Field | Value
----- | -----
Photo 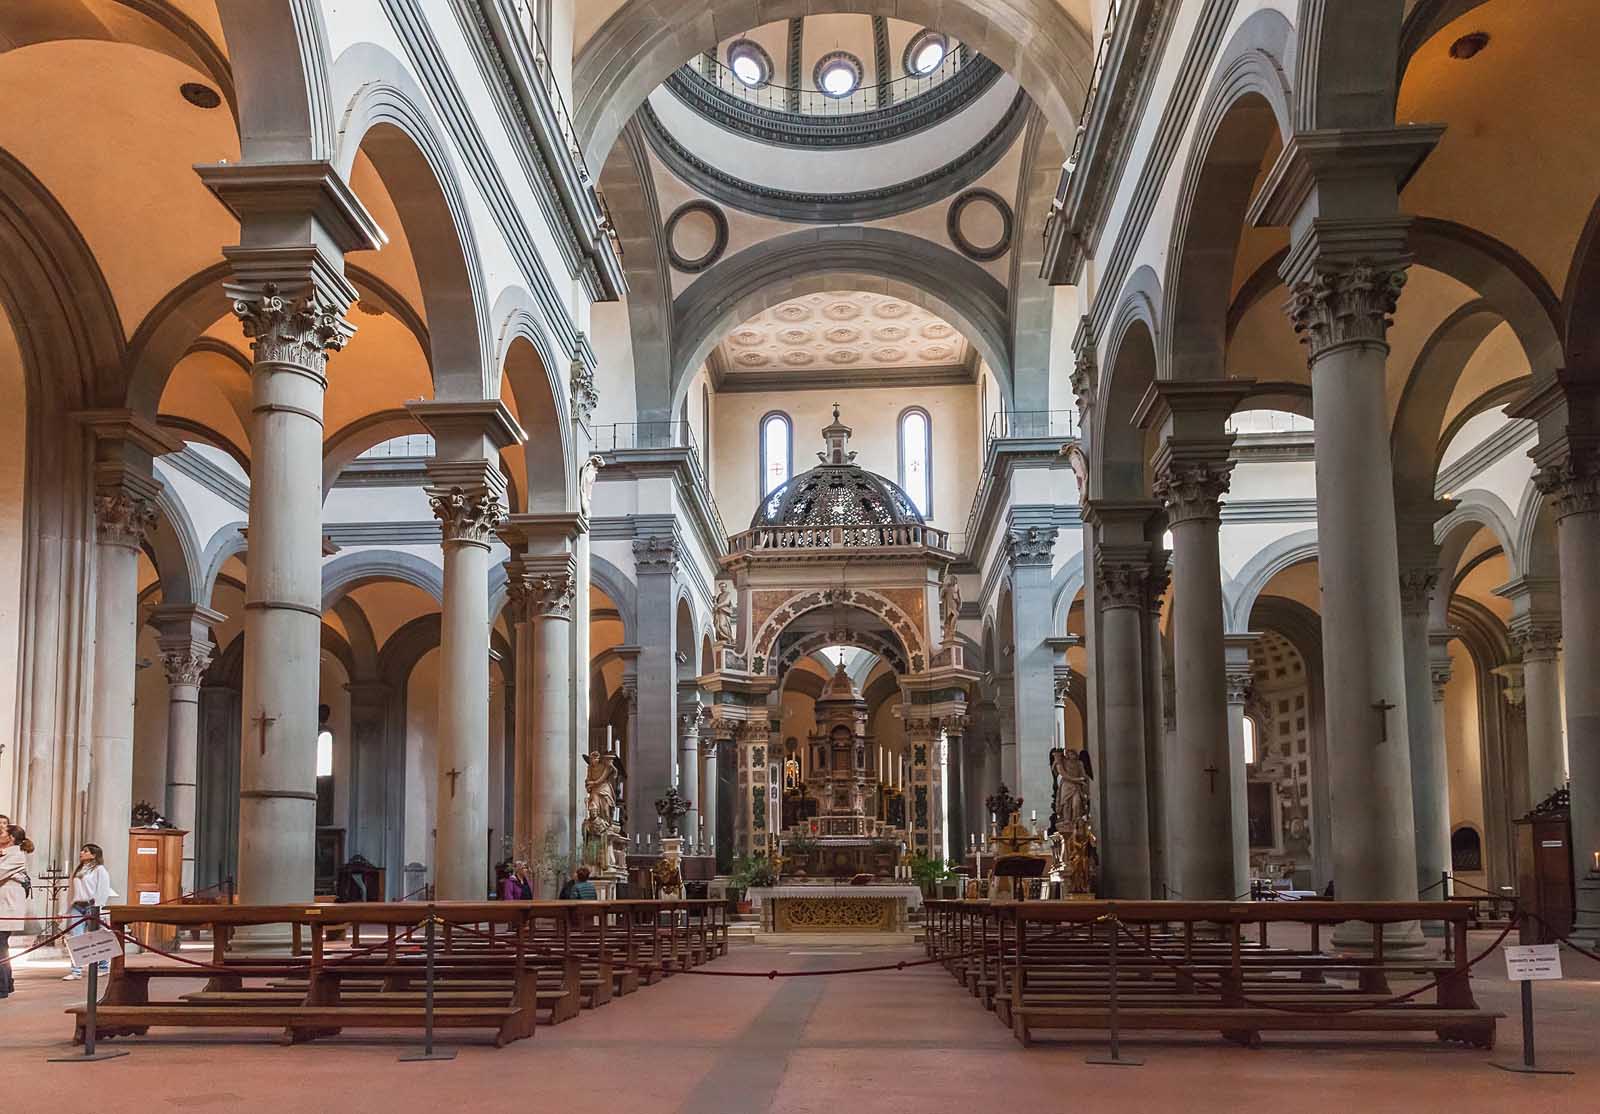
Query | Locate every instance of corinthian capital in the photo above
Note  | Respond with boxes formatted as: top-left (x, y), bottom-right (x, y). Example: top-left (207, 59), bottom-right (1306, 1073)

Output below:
top-left (429, 486), bottom-right (504, 548)
top-left (228, 282), bottom-right (356, 375)
top-left (1533, 455), bottom-right (1600, 521)
top-left (1511, 622), bottom-right (1562, 663)
top-left (159, 644), bottom-right (213, 688)
top-left (633, 533), bottom-right (679, 572)
top-left (1397, 565), bottom-right (1440, 615)
top-left (1286, 262), bottom-right (1407, 360)
top-left (1005, 525), bottom-right (1055, 567)
top-left (94, 489), bottom-right (159, 549)
top-left (1153, 460), bottom-right (1231, 526)
top-left (1095, 560), bottom-right (1149, 610)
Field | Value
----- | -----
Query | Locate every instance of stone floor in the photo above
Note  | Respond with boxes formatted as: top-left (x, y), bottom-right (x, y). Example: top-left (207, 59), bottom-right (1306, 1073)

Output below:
top-left (3, 927), bottom-right (1596, 1113)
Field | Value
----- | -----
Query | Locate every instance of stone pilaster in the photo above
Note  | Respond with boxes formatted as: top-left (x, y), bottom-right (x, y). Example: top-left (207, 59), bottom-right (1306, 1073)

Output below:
top-left (77, 412), bottom-right (181, 897)
top-left (1495, 574), bottom-right (1566, 807)
top-left (905, 717), bottom-right (943, 858)
top-left (632, 530), bottom-right (680, 847)
top-left (1004, 513), bottom-right (1057, 816)
top-left (1224, 634), bottom-right (1258, 898)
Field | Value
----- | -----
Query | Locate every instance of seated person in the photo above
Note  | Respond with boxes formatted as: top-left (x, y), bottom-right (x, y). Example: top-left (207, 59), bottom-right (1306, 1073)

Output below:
top-left (570, 866), bottom-right (597, 900)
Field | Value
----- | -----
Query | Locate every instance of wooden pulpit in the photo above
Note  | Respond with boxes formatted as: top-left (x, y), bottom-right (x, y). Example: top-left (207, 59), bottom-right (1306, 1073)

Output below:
top-left (127, 826), bottom-right (186, 948)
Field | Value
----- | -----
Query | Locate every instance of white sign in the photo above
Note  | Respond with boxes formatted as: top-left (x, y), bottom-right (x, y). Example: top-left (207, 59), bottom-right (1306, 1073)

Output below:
top-left (1504, 944), bottom-right (1563, 981)
top-left (138, 890), bottom-right (161, 905)
top-left (136, 847), bottom-right (159, 855)
top-left (65, 928), bottom-right (123, 967)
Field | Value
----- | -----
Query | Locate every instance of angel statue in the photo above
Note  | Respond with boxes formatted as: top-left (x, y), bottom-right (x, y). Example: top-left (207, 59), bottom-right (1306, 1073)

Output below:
top-left (1049, 744), bottom-right (1094, 833)
top-left (713, 579), bottom-right (738, 644)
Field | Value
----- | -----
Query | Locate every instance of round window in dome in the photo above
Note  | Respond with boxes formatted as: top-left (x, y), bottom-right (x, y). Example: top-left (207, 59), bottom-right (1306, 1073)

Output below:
top-left (727, 39), bottom-right (772, 88)
top-left (814, 51), bottom-right (864, 98)
top-left (905, 30), bottom-right (949, 76)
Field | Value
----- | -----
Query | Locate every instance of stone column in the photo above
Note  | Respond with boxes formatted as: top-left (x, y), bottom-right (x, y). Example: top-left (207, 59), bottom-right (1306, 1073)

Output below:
top-left (1512, 373), bottom-right (1600, 936)
top-left (1252, 128), bottom-right (1440, 941)
top-left (1513, 623), bottom-right (1565, 804)
top-left (1144, 553), bottom-right (1174, 897)
top-left (1397, 562), bottom-right (1451, 900)
top-left (78, 412), bottom-right (180, 897)
top-left (1088, 545), bottom-right (1153, 898)
top-left (153, 605), bottom-right (222, 893)
top-left (699, 730), bottom-right (719, 858)
top-left (1005, 518), bottom-right (1058, 814)
top-left (993, 686), bottom-right (1016, 803)
top-left (620, 672), bottom-right (640, 831)
top-left (412, 401), bottom-right (522, 900)
top-left (1224, 635), bottom-right (1258, 897)
top-left (1137, 381), bottom-right (1251, 901)
top-left (345, 680), bottom-right (392, 864)
top-left (505, 550), bottom-right (577, 875)
top-left (676, 694), bottom-right (703, 848)
top-left (1428, 636), bottom-right (1455, 895)
top-left (632, 532), bottom-right (680, 843)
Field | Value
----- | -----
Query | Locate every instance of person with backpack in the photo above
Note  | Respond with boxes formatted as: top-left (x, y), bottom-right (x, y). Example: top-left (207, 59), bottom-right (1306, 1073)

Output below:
top-left (0, 821), bottom-right (32, 999)
top-left (64, 842), bottom-right (116, 980)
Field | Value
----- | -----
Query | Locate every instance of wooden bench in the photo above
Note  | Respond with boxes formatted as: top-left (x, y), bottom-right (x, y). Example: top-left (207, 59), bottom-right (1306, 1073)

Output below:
top-left (923, 899), bottom-right (1501, 1049)
top-left (69, 898), bottom-right (729, 1048)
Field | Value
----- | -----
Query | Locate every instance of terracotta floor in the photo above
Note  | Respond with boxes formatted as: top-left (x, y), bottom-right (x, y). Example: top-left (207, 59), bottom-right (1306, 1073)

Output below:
top-left (3, 928), bottom-right (1596, 1114)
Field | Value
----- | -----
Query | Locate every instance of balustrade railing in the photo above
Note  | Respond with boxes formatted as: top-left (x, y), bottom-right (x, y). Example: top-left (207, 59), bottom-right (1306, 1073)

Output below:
top-left (683, 44), bottom-right (971, 118)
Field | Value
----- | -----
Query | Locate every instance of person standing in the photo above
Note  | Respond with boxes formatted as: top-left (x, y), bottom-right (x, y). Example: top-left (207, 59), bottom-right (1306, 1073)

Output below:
top-left (65, 843), bottom-right (115, 980)
top-left (0, 822), bottom-right (31, 999)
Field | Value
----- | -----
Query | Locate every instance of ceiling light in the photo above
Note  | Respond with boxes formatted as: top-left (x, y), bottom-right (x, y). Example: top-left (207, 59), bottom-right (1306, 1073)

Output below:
top-left (180, 82), bottom-right (222, 109)
top-left (1448, 32), bottom-right (1489, 60)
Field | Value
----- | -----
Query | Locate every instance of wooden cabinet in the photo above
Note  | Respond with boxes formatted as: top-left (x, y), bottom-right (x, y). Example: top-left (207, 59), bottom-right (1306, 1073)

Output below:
top-left (127, 827), bottom-right (186, 948)
top-left (1513, 810), bottom-right (1574, 943)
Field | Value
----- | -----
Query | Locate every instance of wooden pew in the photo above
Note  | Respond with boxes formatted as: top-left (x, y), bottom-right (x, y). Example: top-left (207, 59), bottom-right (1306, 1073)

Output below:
top-left (923, 899), bottom-right (1501, 1050)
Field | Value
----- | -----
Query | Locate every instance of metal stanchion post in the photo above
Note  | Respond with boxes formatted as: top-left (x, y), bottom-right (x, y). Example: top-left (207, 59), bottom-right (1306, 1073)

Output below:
top-left (1493, 912), bottom-right (1573, 1076)
top-left (1086, 918), bottom-right (1143, 1067)
top-left (401, 906), bottom-right (456, 1062)
top-left (50, 910), bottom-right (128, 1062)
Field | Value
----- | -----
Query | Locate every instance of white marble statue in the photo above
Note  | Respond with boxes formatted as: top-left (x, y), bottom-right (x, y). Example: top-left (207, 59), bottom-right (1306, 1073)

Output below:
top-left (713, 579), bottom-right (738, 643)
top-left (939, 569), bottom-right (961, 643)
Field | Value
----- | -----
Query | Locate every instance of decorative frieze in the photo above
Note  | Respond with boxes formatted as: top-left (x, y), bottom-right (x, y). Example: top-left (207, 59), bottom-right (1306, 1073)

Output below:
top-left (228, 282), bottom-right (356, 374)
top-left (428, 486), bottom-right (504, 547)
top-left (94, 490), bottom-right (159, 549)
top-left (1285, 263), bottom-right (1407, 361)
top-left (1153, 460), bottom-right (1231, 526)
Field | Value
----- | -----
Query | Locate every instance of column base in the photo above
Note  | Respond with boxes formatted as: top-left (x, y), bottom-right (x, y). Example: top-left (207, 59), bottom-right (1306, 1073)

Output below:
top-left (1330, 918), bottom-right (1428, 955)
top-left (1570, 874), bottom-right (1600, 947)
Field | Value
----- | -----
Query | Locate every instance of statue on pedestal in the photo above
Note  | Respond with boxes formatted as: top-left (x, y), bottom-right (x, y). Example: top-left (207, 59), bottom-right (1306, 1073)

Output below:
top-left (939, 568), bottom-right (961, 645)
top-left (1049, 746), bottom-right (1098, 896)
top-left (582, 750), bottom-right (628, 880)
top-left (713, 580), bottom-right (738, 644)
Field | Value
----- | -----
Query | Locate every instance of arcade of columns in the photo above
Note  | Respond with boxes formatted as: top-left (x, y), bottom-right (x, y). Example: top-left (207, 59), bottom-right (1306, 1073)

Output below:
top-left (70, 153), bottom-right (1600, 931)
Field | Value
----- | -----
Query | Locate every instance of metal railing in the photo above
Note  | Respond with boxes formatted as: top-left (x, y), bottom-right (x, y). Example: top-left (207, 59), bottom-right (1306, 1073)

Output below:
top-left (727, 522), bottom-right (952, 555)
top-left (591, 421), bottom-right (728, 541)
top-left (1045, 0), bottom-right (1127, 242)
top-left (684, 44), bottom-right (971, 118)
top-left (984, 409), bottom-right (1080, 454)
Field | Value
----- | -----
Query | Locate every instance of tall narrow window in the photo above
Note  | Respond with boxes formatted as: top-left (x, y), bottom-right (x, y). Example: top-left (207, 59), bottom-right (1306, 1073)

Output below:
top-left (760, 411), bottom-right (792, 498)
top-left (1242, 716), bottom-right (1257, 766)
top-left (898, 407), bottom-right (932, 518)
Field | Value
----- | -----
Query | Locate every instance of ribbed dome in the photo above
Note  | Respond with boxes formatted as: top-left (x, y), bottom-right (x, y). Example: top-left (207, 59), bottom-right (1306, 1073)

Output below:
top-left (753, 407), bottom-right (925, 529)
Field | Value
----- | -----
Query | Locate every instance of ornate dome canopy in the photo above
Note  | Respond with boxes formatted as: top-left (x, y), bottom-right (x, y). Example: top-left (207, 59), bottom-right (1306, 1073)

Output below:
top-left (753, 407), bottom-right (926, 530)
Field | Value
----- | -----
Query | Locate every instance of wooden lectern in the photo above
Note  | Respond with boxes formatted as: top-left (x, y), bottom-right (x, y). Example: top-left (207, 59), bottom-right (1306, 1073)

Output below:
top-left (127, 827), bottom-right (186, 948)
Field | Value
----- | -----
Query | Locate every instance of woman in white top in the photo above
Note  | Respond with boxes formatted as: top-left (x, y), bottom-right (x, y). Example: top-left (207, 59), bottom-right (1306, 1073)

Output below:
top-left (65, 842), bottom-right (116, 979)
top-left (0, 822), bottom-right (31, 998)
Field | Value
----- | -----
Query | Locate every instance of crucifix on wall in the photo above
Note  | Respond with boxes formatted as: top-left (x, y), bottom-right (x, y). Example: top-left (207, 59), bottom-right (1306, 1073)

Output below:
top-left (1371, 699), bottom-right (1396, 743)
top-left (1202, 763), bottom-right (1220, 795)
top-left (445, 768), bottom-right (463, 798)
top-left (252, 710), bottom-right (278, 757)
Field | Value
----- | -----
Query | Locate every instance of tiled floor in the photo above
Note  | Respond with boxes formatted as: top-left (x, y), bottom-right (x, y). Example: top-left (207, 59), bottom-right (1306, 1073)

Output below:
top-left (3, 928), bottom-right (1595, 1114)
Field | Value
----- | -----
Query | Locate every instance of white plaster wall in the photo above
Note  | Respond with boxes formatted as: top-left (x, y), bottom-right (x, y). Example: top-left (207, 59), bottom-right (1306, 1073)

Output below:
top-left (709, 383), bottom-right (981, 531)
top-left (1444, 638), bottom-right (1489, 893)
top-left (590, 299), bottom-right (640, 428)
top-left (320, 654), bottom-right (353, 829)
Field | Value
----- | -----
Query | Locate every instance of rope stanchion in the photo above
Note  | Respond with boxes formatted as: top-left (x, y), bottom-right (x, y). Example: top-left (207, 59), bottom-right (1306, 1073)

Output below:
top-left (400, 907), bottom-right (455, 1063)
top-left (1084, 914), bottom-right (1142, 1067)
top-left (48, 910), bottom-right (128, 1064)
top-left (4, 915), bottom-right (88, 964)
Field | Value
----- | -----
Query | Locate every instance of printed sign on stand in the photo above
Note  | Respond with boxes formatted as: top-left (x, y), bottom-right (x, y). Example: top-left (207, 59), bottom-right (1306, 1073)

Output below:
top-left (65, 928), bottom-right (123, 968)
top-left (1504, 943), bottom-right (1563, 981)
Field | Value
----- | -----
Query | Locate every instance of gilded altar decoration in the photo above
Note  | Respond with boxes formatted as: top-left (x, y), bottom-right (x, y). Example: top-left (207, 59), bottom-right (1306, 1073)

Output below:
top-left (774, 896), bottom-right (894, 932)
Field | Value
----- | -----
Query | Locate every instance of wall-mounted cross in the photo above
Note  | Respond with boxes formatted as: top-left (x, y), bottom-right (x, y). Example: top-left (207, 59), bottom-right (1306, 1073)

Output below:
top-left (445, 767), bottom-right (463, 798)
top-left (1202, 764), bottom-right (1220, 795)
top-left (251, 710), bottom-right (278, 757)
top-left (1372, 699), bottom-right (1397, 743)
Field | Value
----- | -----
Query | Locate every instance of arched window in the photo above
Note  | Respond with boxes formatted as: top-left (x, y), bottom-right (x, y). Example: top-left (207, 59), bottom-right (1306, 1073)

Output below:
top-left (760, 411), bottom-right (792, 498)
top-left (1242, 716), bottom-right (1257, 766)
top-left (898, 408), bottom-right (932, 518)
top-left (316, 729), bottom-right (334, 778)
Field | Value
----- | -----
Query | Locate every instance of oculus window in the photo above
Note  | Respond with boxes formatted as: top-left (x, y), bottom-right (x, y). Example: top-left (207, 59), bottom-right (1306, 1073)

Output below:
top-left (727, 39), bottom-right (772, 88)
top-left (898, 408), bottom-right (932, 519)
top-left (815, 51), bottom-right (864, 98)
top-left (760, 411), bottom-right (793, 499)
top-left (906, 30), bottom-right (949, 75)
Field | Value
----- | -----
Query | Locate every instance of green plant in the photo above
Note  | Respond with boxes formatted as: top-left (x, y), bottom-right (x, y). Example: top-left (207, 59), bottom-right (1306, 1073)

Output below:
top-left (730, 853), bottom-right (778, 890)
top-left (522, 829), bottom-right (577, 891)
top-left (907, 853), bottom-right (951, 894)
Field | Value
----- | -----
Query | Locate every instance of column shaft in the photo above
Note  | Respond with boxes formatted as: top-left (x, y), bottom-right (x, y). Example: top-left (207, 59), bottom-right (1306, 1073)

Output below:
top-left (1095, 579), bottom-right (1151, 897)
top-left (434, 531), bottom-right (492, 899)
top-left (1402, 598), bottom-right (1450, 899)
top-left (87, 532), bottom-right (144, 897)
top-left (1521, 647), bottom-right (1566, 802)
top-left (530, 597), bottom-right (575, 862)
top-left (1554, 504), bottom-right (1600, 933)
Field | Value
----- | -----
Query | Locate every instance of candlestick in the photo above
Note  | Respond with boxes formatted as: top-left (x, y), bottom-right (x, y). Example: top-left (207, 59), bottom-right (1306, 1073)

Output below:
top-left (1593, 850), bottom-right (1599, 873)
